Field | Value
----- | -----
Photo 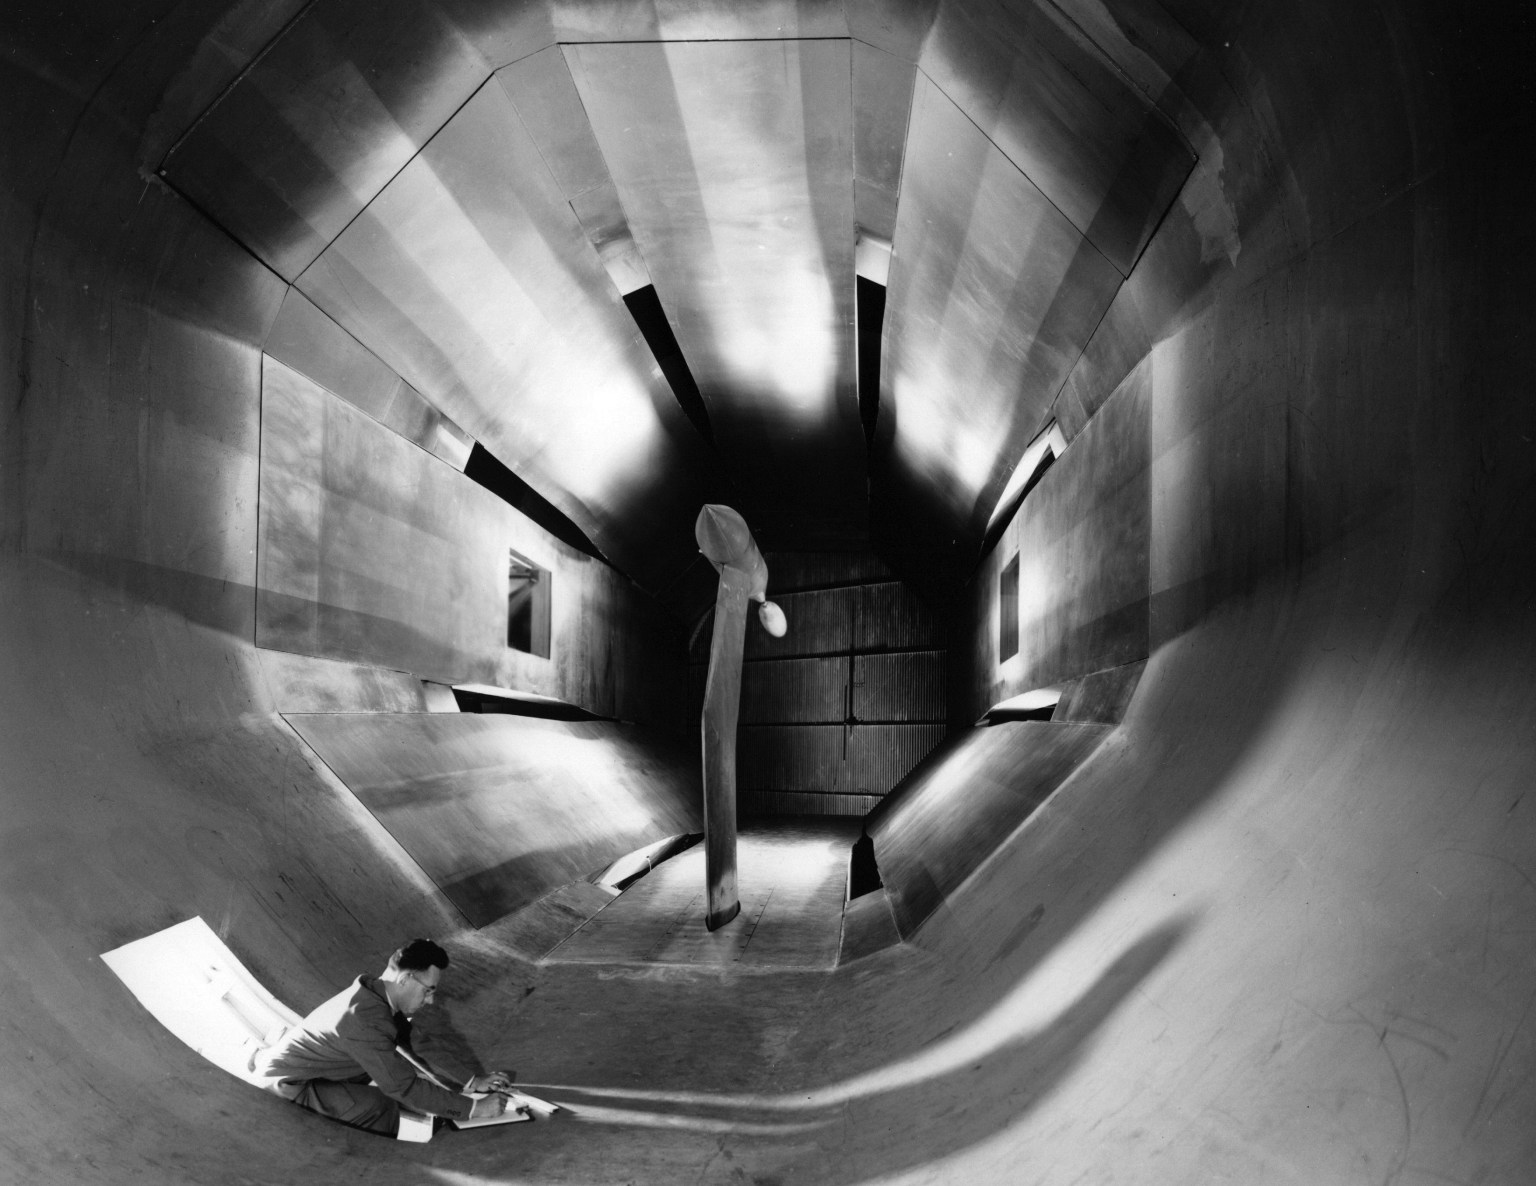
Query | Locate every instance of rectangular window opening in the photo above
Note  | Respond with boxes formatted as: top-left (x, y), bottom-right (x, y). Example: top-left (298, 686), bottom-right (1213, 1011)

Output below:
top-left (999, 554), bottom-right (1020, 663)
top-left (508, 549), bottom-right (552, 658)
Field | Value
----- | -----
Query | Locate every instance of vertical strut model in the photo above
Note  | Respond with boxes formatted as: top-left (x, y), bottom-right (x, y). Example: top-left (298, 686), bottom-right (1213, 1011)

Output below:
top-left (694, 504), bottom-right (786, 931)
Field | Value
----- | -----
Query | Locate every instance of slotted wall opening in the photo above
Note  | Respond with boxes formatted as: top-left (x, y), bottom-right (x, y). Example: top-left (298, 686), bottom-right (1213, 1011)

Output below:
top-left (623, 284), bottom-right (713, 445)
top-left (463, 443), bottom-right (604, 560)
top-left (983, 421), bottom-right (1068, 558)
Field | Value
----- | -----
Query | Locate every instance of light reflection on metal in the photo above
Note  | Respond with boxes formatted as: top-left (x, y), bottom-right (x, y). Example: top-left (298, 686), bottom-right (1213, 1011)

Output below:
top-left (293, 76), bottom-right (707, 589)
top-left (987, 420), bottom-right (1068, 537)
top-left (501, 1101), bottom-right (834, 1137)
top-left (160, 2), bottom-right (1195, 587)
top-left (529, 914), bottom-right (1187, 1110)
top-left (1016, 552), bottom-right (1054, 643)
top-left (306, 156), bottom-right (663, 486)
top-left (920, 0), bottom-right (1196, 274)
top-left (265, 291), bottom-right (473, 470)
top-left (452, 684), bottom-right (574, 711)
top-left (612, 38), bottom-right (842, 414)
top-left (695, 504), bottom-right (782, 930)
top-left (882, 73), bottom-right (1122, 533)
top-left (852, 37), bottom-right (918, 241)
top-left (494, 52), bottom-right (654, 297)
top-left (571, 182), bottom-right (653, 295)
top-left (855, 231), bottom-right (892, 284)
top-left (980, 684), bottom-right (1063, 725)
top-left (550, 0), bottom-right (851, 43)
top-left (160, 0), bottom-right (494, 279)
top-left (568, 39), bottom-right (867, 543)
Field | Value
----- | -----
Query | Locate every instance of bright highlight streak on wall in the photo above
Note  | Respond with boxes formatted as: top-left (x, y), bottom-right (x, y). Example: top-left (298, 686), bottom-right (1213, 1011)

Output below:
top-left (892, 357), bottom-right (999, 497)
top-left (988, 421), bottom-right (1068, 535)
top-left (714, 261), bottom-right (837, 416)
top-left (537, 905), bottom-right (1193, 1115)
top-left (665, 38), bottom-right (840, 418)
top-left (265, 58), bottom-right (418, 211)
top-left (372, 166), bottom-right (664, 495)
top-left (1017, 556), bottom-right (1053, 636)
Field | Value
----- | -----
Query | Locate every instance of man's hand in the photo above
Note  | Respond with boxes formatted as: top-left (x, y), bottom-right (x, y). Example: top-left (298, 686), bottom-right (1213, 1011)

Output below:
top-left (467, 1092), bottom-right (507, 1121)
top-left (466, 1070), bottom-right (516, 1095)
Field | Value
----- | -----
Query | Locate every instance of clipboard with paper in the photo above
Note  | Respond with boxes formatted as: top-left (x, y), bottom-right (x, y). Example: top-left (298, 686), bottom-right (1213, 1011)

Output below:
top-left (397, 1047), bottom-right (561, 1131)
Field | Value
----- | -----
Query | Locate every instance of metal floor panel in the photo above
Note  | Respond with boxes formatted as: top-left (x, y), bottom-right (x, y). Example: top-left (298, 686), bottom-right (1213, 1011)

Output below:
top-left (545, 819), bottom-right (860, 969)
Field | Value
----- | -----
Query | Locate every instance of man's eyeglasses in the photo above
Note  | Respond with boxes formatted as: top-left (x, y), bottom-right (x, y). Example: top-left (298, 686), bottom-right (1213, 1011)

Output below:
top-left (408, 972), bottom-right (439, 1000)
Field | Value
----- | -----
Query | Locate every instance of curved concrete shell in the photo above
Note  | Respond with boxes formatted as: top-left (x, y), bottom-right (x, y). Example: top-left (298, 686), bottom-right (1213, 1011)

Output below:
top-left (3, 2), bottom-right (1534, 1183)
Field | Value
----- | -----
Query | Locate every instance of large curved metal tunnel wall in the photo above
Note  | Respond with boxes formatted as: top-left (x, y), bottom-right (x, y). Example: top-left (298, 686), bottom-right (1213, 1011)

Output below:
top-left (3, 2), bottom-right (1534, 1183)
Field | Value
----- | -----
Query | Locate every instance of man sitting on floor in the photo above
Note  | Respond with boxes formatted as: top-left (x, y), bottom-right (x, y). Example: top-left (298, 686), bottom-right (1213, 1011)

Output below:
top-left (253, 938), bottom-right (514, 1136)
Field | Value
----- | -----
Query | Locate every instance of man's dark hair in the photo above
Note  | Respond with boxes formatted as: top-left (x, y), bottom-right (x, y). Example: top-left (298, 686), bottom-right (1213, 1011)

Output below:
top-left (387, 939), bottom-right (449, 973)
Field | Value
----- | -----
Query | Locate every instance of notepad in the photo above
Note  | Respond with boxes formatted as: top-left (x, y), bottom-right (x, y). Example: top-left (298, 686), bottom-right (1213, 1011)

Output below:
top-left (452, 1089), bottom-right (559, 1128)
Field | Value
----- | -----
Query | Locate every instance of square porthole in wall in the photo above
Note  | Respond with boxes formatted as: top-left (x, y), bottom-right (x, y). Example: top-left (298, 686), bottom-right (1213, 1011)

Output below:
top-left (508, 549), bottom-right (551, 658)
top-left (999, 553), bottom-right (1020, 663)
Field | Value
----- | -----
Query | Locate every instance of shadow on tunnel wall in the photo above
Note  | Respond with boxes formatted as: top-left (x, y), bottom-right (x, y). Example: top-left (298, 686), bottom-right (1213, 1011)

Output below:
top-left (516, 916), bottom-right (1191, 1180)
top-left (818, 304), bottom-right (1446, 1159)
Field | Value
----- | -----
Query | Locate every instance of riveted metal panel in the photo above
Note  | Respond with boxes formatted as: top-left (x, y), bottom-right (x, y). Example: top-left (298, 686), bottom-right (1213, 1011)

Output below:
top-left (852, 652), bottom-right (946, 722)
